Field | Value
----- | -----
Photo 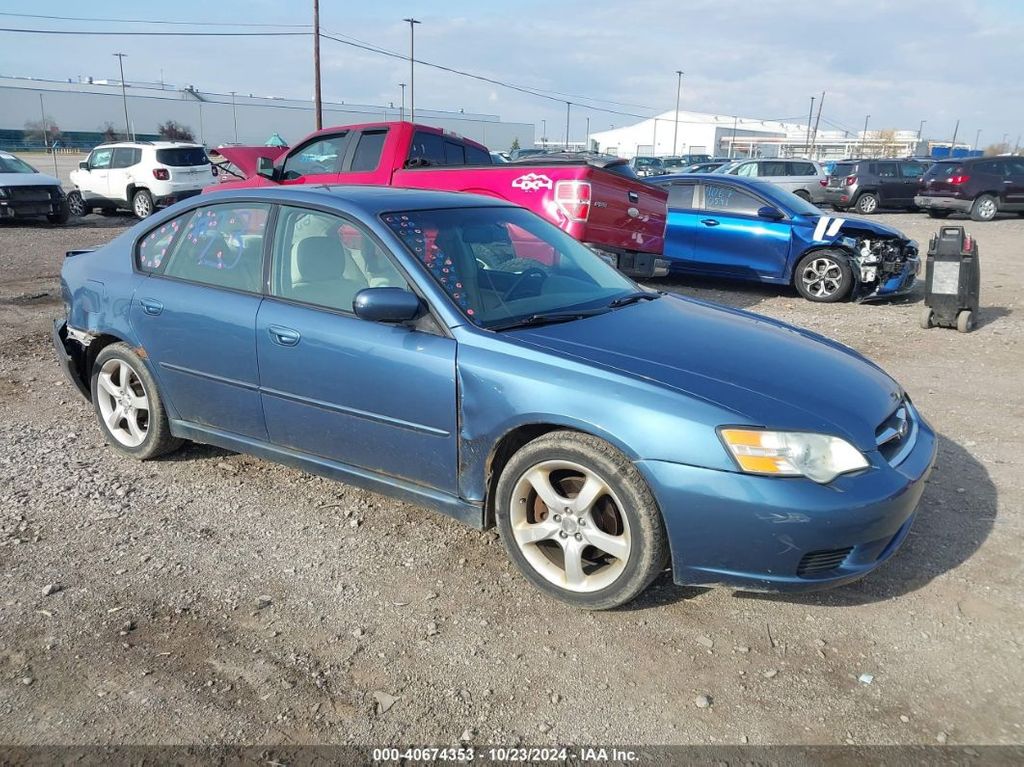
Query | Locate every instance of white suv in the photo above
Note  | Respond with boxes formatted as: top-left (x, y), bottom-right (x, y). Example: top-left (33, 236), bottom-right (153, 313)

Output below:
top-left (69, 141), bottom-right (214, 219)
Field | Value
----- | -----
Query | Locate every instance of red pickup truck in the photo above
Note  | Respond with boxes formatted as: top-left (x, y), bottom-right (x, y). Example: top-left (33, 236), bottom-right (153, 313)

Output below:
top-left (212, 121), bottom-right (669, 278)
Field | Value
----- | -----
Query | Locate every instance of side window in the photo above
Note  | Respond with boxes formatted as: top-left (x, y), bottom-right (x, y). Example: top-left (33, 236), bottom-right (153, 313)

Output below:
top-left (136, 216), bottom-right (186, 272)
top-left (160, 204), bottom-right (270, 292)
top-left (444, 140), bottom-right (466, 166)
top-left (465, 144), bottom-right (491, 165)
top-left (704, 184), bottom-right (763, 217)
top-left (878, 163), bottom-right (898, 178)
top-left (271, 206), bottom-right (407, 313)
top-left (899, 162), bottom-right (924, 178)
top-left (1007, 159), bottom-right (1024, 177)
top-left (407, 131), bottom-right (446, 167)
top-left (789, 162), bottom-right (816, 175)
top-left (89, 148), bottom-right (113, 169)
top-left (762, 161), bottom-right (788, 177)
top-left (667, 183), bottom-right (696, 209)
top-left (735, 162), bottom-right (758, 177)
top-left (282, 134), bottom-right (349, 179)
top-left (350, 129), bottom-right (388, 172)
top-left (110, 148), bottom-right (138, 169)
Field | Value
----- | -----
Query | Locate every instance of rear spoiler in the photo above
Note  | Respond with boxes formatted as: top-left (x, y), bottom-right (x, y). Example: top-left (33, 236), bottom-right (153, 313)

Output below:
top-left (210, 145), bottom-right (290, 178)
top-left (65, 249), bottom-right (95, 258)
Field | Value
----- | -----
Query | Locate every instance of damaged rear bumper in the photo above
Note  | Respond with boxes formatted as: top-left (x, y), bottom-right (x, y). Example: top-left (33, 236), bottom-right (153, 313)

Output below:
top-left (52, 320), bottom-right (91, 401)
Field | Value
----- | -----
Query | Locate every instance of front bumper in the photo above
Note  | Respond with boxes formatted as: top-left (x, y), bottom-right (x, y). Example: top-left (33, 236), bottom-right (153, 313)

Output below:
top-left (914, 195), bottom-right (972, 213)
top-left (637, 413), bottom-right (936, 592)
top-left (0, 198), bottom-right (64, 218)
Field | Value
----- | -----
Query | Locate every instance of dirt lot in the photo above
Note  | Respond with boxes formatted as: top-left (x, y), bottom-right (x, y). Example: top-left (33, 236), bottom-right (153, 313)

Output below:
top-left (0, 207), bottom-right (1021, 747)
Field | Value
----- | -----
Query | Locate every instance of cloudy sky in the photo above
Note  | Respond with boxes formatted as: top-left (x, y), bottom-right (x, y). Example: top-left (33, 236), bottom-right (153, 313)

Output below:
top-left (1, 0), bottom-right (1021, 149)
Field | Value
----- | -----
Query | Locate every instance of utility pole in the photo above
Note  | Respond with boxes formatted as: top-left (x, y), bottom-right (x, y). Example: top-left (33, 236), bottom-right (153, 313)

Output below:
top-left (230, 91), bottom-right (238, 143)
top-left (541, 119), bottom-right (546, 147)
top-left (730, 116), bottom-right (738, 159)
top-left (805, 96), bottom-right (815, 156)
top-left (949, 119), bottom-right (960, 158)
top-left (652, 118), bottom-right (658, 155)
top-left (38, 94), bottom-right (58, 176)
top-left (565, 102), bottom-right (571, 150)
top-left (861, 114), bottom-right (870, 156)
top-left (810, 91), bottom-right (824, 158)
top-left (403, 18), bottom-right (421, 121)
top-left (399, 83), bottom-right (406, 121)
top-left (672, 70), bottom-right (683, 156)
top-left (974, 128), bottom-right (982, 151)
top-left (113, 53), bottom-right (130, 140)
top-left (585, 116), bottom-right (590, 152)
top-left (313, 0), bottom-right (322, 129)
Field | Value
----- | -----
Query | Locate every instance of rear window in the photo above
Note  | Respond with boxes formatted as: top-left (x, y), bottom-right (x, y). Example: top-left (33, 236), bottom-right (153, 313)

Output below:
top-left (924, 162), bottom-right (959, 179)
top-left (831, 162), bottom-right (857, 177)
top-left (156, 147), bottom-right (210, 167)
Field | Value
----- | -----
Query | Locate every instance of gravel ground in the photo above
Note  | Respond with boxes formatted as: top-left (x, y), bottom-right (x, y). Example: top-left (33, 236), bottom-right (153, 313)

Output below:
top-left (0, 207), bottom-right (1021, 747)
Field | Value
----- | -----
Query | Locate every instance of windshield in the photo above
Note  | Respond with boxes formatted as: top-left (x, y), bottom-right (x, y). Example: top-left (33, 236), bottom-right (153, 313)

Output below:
top-left (0, 155), bottom-right (38, 174)
top-left (634, 157), bottom-right (662, 167)
top-left (156, 147), bottom-right (210, 167)
top-left (382, 207), bottom-right (639, 329)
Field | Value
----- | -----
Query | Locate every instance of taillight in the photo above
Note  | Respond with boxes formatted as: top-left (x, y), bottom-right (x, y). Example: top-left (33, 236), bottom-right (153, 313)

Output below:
top-left (845, 175), bottom-right (857, 187)
top-left (153, 168), bottom-right (170, 180)
top-left (950, 174), bottom-right (970, 185)
top-left (554, 180), bottom-right (592, 221)
top-left (819, 179), bottom-right (828, 187)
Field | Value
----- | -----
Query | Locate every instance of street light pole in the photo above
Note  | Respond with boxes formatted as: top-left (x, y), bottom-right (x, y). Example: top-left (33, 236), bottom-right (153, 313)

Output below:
top-left (949, 119), bottom-right (960, 157)
top-left (313, 0), bottom-right (322, 129)
top-left (113, 53), bottom-right (130, 140)
top-left (974, 128), bottom-right (982, 151)
top-left (805, 96), bottom-right (815, 155)
top-left (672, 70), bottom-right (683, 156)
top-left (230, 91), bottom-right (238, 143)
top-left (399, 83), bottom-right (406, 121)
top-left (861, 114), bottom-right (870, 156)
top-left (541, 119), bottom-right (546, 147)
top-left (403, 18), bottom-right (421, 121)
top-left (585, 116), bottom-right (590, 152)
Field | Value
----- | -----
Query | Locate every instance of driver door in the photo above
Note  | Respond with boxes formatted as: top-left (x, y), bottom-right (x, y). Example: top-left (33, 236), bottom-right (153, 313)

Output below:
top-left (278, 132), bottom-right (352, 187)
top-left (79, 147), bottom-right (113, 202)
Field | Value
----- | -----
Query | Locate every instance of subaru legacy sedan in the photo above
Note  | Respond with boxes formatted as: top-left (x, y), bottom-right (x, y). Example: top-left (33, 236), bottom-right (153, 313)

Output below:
top-left (54, 186), bottom-right (935, 609)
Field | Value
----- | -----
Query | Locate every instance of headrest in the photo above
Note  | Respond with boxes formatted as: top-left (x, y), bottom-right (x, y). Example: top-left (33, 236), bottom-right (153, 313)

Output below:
top-left (296, 236), bottom-right (344, 282)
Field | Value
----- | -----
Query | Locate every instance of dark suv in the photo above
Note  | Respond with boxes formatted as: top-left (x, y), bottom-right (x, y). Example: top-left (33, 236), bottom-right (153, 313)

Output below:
top-left (824, 159), bottom-right (926, 214)
top-left (915, 156), bottom-right (1024, 221)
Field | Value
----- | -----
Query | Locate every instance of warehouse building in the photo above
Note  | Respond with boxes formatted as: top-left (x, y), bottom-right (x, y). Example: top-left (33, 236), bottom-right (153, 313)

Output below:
top-left (0, 75), bottom-right (533, 152)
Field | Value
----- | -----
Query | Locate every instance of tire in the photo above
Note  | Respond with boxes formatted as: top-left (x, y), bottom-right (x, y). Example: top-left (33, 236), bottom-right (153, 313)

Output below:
top-left (957, 310), bottom-right (974, 333)
top-left (90, 342), bottom-right (183, 460)
top-left (927, 210), bottom-right (952, 219)
top-left (132, 189), bottom-right (154, 219)
top-left (46, 200), bottom-right (70, 225)
top-left (794, 249), bottom-right (853, 302)
top-left (970, 194), bottom-right (998, 222)
top-left (66, 191), bottom-right (87, 218)
top-left (494, 430), bottom-right (669, 610)
top-left (854, 192), bottom-right (879, 214)
top-left (919, 306), bottom-right (934, 330)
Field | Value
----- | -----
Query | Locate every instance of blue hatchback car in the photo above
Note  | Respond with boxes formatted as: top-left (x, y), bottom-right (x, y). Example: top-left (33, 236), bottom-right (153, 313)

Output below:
top-left (648, 173), bottom-right (920, 302)
top-left (54, 186), bottom-right (935, 609)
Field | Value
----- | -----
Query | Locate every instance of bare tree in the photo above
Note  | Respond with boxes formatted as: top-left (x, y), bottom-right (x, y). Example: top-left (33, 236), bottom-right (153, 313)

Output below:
top-left (24, 117), bottom-right (62, 147)
top-left (983, 142), bottom-right (1011, 156)
top-left (101, 122), bottom-right (126, 143)
top-left (157, 120), bottom-right (195, 141)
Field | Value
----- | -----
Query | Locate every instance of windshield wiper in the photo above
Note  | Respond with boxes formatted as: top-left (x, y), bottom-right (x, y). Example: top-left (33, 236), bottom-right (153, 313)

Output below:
top-left (608, 291), bottom-right (660, 308)
top-left (489, 308), bottom-right (610, 331)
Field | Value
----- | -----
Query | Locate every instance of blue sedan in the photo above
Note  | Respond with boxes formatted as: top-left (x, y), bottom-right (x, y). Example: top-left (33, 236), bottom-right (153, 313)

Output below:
top-left (54, 186), bottom-right (935, 609)
top-left (648, 173), bottom-right (920, 302)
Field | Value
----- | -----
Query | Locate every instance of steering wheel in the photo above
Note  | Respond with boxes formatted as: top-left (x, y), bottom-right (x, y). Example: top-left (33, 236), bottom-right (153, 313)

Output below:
top-left (503, 267), bottom-right (548, 301)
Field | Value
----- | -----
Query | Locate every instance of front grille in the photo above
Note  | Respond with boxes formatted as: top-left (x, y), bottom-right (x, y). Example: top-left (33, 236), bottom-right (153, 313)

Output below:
top-left (875, 400), bottom-right (915, 464)
top-left (797, 547), bottom-right (853, 576)
top-left (8, 185), bottom-right (59, 202)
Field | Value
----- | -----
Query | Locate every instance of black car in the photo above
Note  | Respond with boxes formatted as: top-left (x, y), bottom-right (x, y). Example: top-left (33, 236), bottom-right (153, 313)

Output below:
top-left (823, 159), bottom-right (926, 214)
top-left (915, 156), bottom-right (1024, 221)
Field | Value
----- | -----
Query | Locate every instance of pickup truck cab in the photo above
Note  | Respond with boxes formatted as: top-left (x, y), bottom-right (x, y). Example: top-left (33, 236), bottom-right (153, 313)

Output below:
top-left (213, 122), bottom-right (668, 278)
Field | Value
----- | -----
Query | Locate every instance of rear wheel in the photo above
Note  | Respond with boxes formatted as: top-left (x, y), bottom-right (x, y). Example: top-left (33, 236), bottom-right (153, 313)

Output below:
top-left (970, 194), bottom-right (998, 222)
top-left (91, 343), bottom-right (182, 460)
top-left (927, 210), bottom-right (952, 219)
top-left (957, 310), bottom-right (975, 333)
top-left (794, 250), bottom-right (853, 302)
top-left (495, 430), bottom-right (669, 610)
top-left (919, 306), bottom-right (934, 329)
top-left (854, 192), bottom-right (879, 214)
top-left (132, 189), bottom-right (154, 219)
top-left (66, 191), bottom-right (87, 218)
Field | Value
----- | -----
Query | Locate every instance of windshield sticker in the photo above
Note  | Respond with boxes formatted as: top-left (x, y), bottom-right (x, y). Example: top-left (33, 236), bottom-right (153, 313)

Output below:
top-left (512, 173), bottom-right (553, 192)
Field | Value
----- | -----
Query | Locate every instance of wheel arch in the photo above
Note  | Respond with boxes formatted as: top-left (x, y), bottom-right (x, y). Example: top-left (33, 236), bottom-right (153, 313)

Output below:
top-left (66, 332), bottom-right (154, 403)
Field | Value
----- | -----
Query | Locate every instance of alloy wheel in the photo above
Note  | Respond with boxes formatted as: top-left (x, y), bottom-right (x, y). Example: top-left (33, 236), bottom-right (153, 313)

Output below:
top-left (976, 197), bottom-right (997, 220)
top-left (95, 358), bottom-right (150, 448)
top-left (133, 193), bottom-right (152, 218)
top-left (67, 192), bottom-right (86, 218)
top-left (858, 194), bottom-right (878, 213)
top-left (801, 257), bottom-right (844, 298)
top-left (508, 460), bottom-right (631, 593)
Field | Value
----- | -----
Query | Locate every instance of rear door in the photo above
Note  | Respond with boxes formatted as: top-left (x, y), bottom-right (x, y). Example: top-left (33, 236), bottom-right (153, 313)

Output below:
top-left (107, 147), bottom-right (139, 202)
top-left (875, 162), bottom-right (903, 205)
top-left (692, 182), bottom-right (792, 279)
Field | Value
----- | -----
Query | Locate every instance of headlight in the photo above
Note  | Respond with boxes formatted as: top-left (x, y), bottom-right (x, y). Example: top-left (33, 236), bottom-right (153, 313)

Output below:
top-left (719, 428), bottom-right (869, 484)
top-left (0, 187), bottom-right (8, 199)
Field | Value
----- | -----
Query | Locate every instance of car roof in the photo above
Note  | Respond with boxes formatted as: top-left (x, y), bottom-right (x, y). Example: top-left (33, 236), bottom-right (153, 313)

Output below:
top-left (95, 141), bottom-right (203, 149)
top-left (202, 184), bottom-right (516, 215)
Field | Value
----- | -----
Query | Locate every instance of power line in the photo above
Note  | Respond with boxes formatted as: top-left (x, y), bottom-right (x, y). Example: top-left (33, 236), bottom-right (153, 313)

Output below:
top-left (0, 27), bottom-right (306, 37)
top-left (0, 11), bottom-right (308, 27)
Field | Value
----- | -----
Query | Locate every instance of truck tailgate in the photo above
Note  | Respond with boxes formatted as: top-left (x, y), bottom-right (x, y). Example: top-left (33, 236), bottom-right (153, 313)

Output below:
top-left (583, 169), bottom-right (666, 255)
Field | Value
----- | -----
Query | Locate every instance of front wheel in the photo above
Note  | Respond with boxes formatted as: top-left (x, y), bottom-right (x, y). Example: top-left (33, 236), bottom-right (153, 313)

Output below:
top-left (794, 250), bottom-right (853, 302)
top-left (47, 200), bottom-right (70, 225)
top-left (91, 343), bottom-right (183, 460)
top-left (132, 189), bottom-right (154, 219)
top-left (495, 431), bottom-right (669, 610)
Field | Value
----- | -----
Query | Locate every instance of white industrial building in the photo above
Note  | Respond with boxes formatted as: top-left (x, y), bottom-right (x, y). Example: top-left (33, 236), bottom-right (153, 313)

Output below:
top-left (0, 75), bottom-right (533, 152)
top-left (590, 109), bottom-right (944, 160)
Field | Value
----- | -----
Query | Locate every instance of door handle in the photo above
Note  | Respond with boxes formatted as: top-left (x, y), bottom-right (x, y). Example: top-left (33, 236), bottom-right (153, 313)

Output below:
top-left (700, 218), bottom-right (720, 226)
top-left (268, 325), bottom-right (301, 347)
top-left (139, 298), bottom-right (163, 316)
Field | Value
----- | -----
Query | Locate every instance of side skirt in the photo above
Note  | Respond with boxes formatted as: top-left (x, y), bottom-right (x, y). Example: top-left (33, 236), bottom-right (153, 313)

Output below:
top-left (170, 420), bottom-right (485, 529)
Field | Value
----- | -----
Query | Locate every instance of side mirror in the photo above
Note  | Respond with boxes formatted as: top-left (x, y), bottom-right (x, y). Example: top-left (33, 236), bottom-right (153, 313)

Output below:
top-left (256, 156), bottom-right (277, 180)
top-left (353, 287), bottom-right (423, 323)
top-left (757, 205), bottom-right (785, 220)
top-left (78, 161), bottom-right (89, 170)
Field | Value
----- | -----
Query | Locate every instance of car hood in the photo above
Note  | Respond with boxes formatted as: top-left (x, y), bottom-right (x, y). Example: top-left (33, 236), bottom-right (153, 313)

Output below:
top-left (794, 212), bottom-right (908, 241)
top-left (0, 172), bottom-right (62, 188)
top-left (509, 295), bottom-right (902, 450)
